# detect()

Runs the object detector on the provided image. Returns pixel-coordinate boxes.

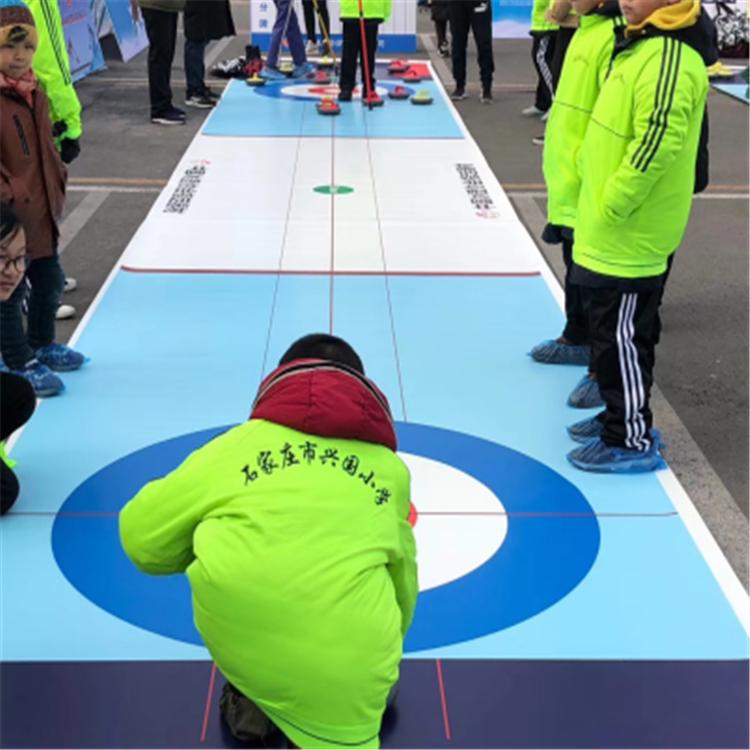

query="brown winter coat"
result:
[0,86,66,260]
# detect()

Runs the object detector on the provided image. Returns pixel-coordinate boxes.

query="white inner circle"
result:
[280,83,391,100]
[399,452,508,592]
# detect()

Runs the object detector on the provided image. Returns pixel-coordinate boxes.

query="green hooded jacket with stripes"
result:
[543,11,624,228]
[340,0,391,21]
[573,21,709,278]
[28,0,82,140]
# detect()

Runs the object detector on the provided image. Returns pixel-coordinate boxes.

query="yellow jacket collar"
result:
[627,0,700,36]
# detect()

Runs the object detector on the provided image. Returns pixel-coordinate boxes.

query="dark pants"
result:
[583,282,664,450]
[0,256,64,370]
[435,18,448,47]
[531,31,555,111]
[267,0,307,68]
[550,26,575,92]
[184,38,208,98]
[449,0,494,90]
[339,18,379,96]
[561,237,588,345]
[142,8,178,116]
[302,0,330,44]
[0,372,35,514]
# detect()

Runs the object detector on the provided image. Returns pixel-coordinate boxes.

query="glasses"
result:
[0,255,26,274]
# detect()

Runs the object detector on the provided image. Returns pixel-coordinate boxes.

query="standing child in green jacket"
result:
[120,334,418,749]
[565,0,712,473]
[338,0,391,103]
[523,0,558,116]
[530,0,624,403]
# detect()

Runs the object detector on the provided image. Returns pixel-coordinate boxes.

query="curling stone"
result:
[401,69,422,83]
[388,85,410,100]
[278,61,295,75]
[362,91,384,107]
[318,55,336,69]
[387,59,410,74]
[410,89,433,105]
[313,70,332,84]
[246,73,266,87]
[317,97,341,115]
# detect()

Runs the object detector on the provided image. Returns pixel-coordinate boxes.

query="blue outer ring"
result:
[52,422,600,651]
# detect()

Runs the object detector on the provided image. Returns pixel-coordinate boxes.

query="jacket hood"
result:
[623,1,718,65]
[250,359,397,451]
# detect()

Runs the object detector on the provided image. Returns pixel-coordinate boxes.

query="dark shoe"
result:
[480,87,492,104]
[338,89,353,102]
[450,86,466,100]
[151,107,186,125]
[186,94,216,109]
[220,683,278,743]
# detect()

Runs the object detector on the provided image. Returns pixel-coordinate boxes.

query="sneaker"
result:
[186,94,216,108]
[151,107,186,125]
[210,56,246,78]
[259,66,287,81]
[532,134,545,145]
[338,89,353,102]
[480,88,492,104]
[13,359,64,397]
[63,277,77,293]
[567,373,604,409]
[291,61,316,78]
[529,338,591,365]
[55,303,76,320]
[567,411,605,443]
[202,86,221,101]
[521,104,545,117]
[541,110,550,122]
[567,437,666,474]
[305,40,319,56]
[438,42,450,57]
[451,87,466,101]
[35,342,87,372]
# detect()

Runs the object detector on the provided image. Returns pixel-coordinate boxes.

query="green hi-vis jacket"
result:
[28,0,82,140]
[543,11,624,228]
[573,0,709,279]
[340,0,391,21]
[531,0,558,33]
[120,419,417,749]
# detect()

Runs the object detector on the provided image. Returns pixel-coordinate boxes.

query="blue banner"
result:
[60,0,106,81]
[103,0,149,62]
[493,0,533,38]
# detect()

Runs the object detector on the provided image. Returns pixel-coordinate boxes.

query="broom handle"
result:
[356,0,374,109]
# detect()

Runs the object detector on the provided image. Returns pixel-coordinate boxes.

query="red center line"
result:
[435,659,452,741]
[200,662,218,743]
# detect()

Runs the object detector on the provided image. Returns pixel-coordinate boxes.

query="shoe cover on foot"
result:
[529,339,591,365]
[567,411,605,443]
[567,437,666,473]
[35,343,88,372]
[567,373,603,408]
[12,359,64,397]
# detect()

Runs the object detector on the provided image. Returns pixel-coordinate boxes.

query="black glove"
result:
[60,138,81,165]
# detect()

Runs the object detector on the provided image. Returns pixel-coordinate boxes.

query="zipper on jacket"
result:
[12,115,30,157]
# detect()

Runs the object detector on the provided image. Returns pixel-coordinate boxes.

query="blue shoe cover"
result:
[567,373,603,408]
[291,61,316,78]
[12,359,64,397]
[567,437,666,473]
[567,412,605,443]
[35,343,88,372]
[259,67,286,81]
[529,339,591,365]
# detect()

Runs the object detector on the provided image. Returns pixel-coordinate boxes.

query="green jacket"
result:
[120,418,417,749]
[543,10,624,228]
[28,0,82,140]
[574,2,709,278]
[340,0,391,21]
[531,0,558,33]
